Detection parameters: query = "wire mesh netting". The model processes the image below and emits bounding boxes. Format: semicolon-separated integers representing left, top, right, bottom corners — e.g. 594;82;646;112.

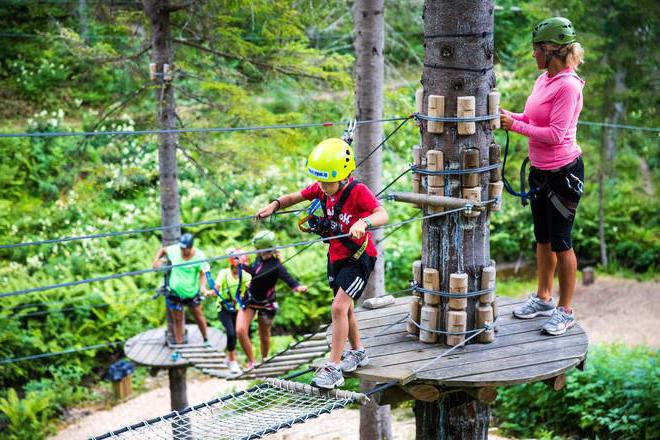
92;379;366;440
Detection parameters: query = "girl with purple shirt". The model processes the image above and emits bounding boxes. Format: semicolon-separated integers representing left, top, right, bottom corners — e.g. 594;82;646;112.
500;17;585;336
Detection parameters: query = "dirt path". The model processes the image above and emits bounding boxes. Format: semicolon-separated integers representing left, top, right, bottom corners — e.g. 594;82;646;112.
52;277;658;439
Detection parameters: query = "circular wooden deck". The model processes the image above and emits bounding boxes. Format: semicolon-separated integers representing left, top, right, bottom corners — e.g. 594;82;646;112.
125;325;226;368
327;296;588;387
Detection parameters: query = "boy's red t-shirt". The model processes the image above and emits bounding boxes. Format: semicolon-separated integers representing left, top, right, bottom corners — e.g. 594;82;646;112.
300;177;380;262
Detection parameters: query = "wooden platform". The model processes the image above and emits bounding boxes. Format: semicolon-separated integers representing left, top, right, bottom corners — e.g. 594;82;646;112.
326;296;588;387
125;325;226;368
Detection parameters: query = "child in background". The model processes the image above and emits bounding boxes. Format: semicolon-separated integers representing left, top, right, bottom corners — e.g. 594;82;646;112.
256;138;388;389
204;248;251;376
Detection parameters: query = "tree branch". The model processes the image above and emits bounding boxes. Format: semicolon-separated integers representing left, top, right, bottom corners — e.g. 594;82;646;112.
167;1;195;12
173;38;326;81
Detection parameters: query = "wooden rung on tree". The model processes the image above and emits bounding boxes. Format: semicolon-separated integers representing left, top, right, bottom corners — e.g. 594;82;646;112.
488;90;501;130
461;187;481;218
419;305;439;343
427;95;445;133
489;143;502;182
457;96;476;135
412;145;423;208
461;148;480;188
448;272;468;310
446;310;467;346
415;89;424;114
476;303;495;343
423;268;441;306
407;297;422;335
480;266;496;304
149;63;157;81
488;181;504;211
426;150;444;189
412;260;423;295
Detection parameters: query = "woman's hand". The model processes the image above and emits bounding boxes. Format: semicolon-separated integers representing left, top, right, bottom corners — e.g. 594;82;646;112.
349;219;368;239
294;285;308;293
500;109;514;130
256;201;278;220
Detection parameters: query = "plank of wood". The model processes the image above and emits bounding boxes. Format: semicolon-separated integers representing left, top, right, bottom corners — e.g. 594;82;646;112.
252;360;314;370
261;352;327;363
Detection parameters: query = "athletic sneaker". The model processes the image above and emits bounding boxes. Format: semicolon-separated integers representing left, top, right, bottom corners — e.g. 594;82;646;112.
340;348;369;372
170;351;182;362
203;340;212;349
227;361;243;376
246;361;256;370
311;363;344;389
542;307;576;336
513;294;556;319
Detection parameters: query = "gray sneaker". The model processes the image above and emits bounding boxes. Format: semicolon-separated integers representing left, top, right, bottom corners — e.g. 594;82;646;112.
513;295;556;319
340;349;369;372
542;307;576;335
311;363;344;389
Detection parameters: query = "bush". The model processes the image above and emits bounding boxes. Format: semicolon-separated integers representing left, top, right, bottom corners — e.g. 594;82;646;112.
493;344;660;439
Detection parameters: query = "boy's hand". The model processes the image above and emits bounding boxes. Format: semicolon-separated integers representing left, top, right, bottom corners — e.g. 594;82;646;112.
256;201;278;219
349;219;368;239
294;285;308;293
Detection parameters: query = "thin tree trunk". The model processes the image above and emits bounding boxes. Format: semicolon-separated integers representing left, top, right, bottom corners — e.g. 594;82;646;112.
78;0;89;44
144;0;182;247
353;1;392;439
417;1;494;437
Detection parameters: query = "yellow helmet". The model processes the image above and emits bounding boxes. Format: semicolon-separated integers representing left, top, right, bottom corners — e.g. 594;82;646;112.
305;138;356;182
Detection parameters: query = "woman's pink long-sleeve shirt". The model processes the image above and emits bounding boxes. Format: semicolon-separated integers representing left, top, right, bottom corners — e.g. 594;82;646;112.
504;67;585;170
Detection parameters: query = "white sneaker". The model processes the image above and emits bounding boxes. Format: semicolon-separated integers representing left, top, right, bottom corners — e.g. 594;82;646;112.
227;361;243;376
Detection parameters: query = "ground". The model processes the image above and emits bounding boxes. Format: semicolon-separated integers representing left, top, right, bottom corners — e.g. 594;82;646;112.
52;276;659;440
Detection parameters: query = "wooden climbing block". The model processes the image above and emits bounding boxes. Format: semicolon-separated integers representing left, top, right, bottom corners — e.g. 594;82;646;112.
423;268;441;306
457;96;475;135
407;297;422;335
415;89;424;114
480;266;496;304
448;273;468;310
426;150;444;188
428;95;445;133
461;187;481;218
419;305;439;343
476;303;495;343
461;148;480;188
488;90;501;130
446;310;467;346
488;181;504;211
489;143;502;182
427;186;444;214
112;376;132;400
412;260;423;295
412;145;423;208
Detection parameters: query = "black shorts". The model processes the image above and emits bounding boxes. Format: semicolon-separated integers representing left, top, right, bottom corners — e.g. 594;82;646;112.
327;253;376;301
165;292;203;311
529;156;584;252
244;297;278;326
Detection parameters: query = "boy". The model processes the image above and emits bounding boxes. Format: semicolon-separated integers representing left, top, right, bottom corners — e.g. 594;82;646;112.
256;138;388;389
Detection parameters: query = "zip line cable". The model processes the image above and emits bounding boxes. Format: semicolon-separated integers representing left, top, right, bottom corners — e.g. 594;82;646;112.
0;116;409;139
0;207;473;299
0;341;123;365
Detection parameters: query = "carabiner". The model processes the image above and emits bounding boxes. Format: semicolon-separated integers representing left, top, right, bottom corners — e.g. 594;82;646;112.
342;119;357;146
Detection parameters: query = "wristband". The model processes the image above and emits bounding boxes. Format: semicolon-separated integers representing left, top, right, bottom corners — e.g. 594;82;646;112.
270;199;281;211
363;217;373;228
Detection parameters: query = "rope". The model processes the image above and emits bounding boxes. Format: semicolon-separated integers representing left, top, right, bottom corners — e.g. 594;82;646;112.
578;120;660;132
413;112;499;123
355;116;413;168
0;341;122;365
0;209;303;250
376;167;412;198
411;282;495;299
0;116;409;139
0;208;468;299
410;162;501;176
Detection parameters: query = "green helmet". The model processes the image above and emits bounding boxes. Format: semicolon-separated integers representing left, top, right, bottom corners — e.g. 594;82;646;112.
532;17;577;45
252;230;276;249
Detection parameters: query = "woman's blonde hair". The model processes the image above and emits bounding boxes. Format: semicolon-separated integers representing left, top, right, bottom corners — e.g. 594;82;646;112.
546;42;585;69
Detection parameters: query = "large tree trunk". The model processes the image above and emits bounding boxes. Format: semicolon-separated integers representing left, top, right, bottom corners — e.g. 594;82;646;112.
144;0;182;247
417;1;494;437
598;64;626;267
353;1;392;439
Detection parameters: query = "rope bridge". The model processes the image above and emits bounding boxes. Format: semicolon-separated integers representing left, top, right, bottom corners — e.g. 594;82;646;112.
91;378;366;440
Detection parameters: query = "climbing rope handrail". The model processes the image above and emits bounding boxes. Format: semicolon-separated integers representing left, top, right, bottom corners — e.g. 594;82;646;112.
0;116;409;139
0;207;472;299
91;377;366;440
413;112;499;123
0;209;304;250
410;162;501;176
406;315;496;336
0;341;123;365
411;282;495;299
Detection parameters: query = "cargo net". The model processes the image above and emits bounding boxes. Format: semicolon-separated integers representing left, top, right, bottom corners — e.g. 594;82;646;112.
92;378;366;440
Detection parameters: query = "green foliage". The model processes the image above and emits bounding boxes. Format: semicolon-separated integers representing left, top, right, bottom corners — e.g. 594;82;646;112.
494;344;660;439
0;388;54;440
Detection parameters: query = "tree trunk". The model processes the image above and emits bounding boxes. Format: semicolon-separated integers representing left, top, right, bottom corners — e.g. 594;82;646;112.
417;0;494;437
598;64;626;267
353;1;392;439
78;0;89;44
144;0;182;246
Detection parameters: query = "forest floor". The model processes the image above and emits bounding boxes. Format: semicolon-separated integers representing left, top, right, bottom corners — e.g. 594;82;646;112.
52;276;659;440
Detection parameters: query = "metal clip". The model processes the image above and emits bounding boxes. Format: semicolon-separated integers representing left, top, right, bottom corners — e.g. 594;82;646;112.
342;119;357;146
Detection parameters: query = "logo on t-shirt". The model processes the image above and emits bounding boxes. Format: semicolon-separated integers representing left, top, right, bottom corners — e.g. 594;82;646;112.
338;212;352;224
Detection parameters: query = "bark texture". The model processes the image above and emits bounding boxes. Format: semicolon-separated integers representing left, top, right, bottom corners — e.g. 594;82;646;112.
144;0;182;246
353;2;393;439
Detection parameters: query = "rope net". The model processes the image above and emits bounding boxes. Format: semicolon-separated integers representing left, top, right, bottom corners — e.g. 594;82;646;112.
92;379;366;440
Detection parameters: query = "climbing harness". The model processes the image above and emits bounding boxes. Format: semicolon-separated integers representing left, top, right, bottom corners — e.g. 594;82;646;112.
202;263;244;312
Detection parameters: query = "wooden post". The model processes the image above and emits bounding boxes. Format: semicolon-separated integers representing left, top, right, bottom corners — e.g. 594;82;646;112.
353;1;393;438
418;0;495;437
427;95;445;133
488;90;500;130
412;145;423;207
169;366;191;439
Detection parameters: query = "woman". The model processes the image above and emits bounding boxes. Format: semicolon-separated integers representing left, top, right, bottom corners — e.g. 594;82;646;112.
236;230;308;369
500;17;585;336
